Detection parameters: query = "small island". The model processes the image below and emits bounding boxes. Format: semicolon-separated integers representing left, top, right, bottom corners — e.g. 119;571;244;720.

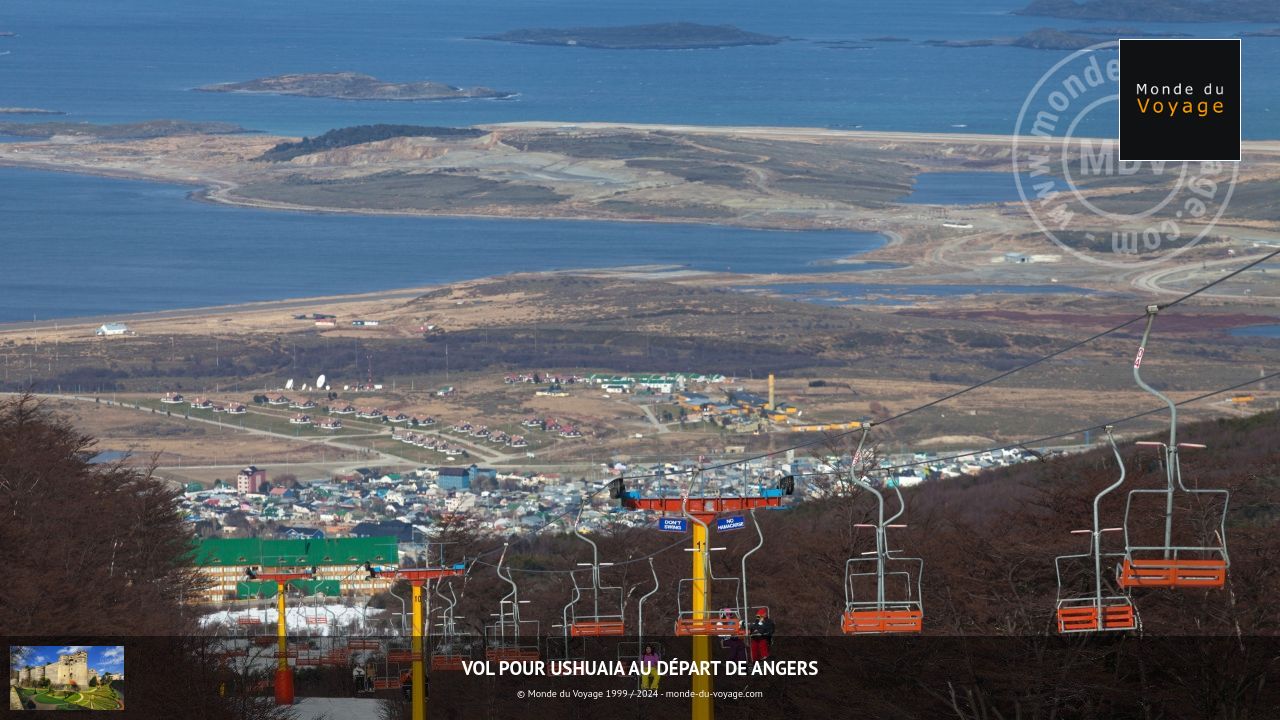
1017;0;1280;23
817;40;873;50
197;72;513;101
475;22;785;50
0;107;65;116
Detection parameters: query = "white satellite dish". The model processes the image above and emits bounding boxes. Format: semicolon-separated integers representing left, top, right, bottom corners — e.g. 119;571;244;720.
285;378;294;390
301;383;309;391
316;373;327;389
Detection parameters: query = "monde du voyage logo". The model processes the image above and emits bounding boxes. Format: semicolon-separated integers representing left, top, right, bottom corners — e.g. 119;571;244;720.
1013;40;1240;268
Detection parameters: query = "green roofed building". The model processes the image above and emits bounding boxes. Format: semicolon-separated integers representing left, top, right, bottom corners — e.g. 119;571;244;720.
193;536;398;604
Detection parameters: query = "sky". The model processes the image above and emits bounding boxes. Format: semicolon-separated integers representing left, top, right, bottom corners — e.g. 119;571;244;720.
10;645;125;677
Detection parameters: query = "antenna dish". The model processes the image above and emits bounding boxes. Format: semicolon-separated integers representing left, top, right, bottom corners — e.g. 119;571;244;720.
285;378;294;390
316;374;327;389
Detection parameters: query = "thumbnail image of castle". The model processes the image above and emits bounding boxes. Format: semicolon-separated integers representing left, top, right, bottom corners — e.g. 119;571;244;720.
11;651;97;689
11;646;125;711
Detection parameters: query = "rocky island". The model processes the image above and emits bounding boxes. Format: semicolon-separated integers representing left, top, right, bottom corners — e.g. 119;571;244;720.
475;22;785;50
1017;0;1280;22
197;72;513;101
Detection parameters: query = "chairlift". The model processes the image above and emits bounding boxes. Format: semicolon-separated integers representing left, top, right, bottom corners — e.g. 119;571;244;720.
1054;427;1139;633
304;590;329;626
235;591;266;627
371;670;402;691
1119;306;1229;589
431;580;473;671
841;427;924;635
617;558;663;674
673;474;771;636
563;503;626;638
485;544;541;661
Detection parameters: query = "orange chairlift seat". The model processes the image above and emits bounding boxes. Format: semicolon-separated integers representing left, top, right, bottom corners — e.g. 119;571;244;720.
1118;307;1229;590
431;580;474;671
841;427;924;635
1053;427;1138;634
562;503;627;640
303;589;331;625
484;543;542;662
386;648;417;663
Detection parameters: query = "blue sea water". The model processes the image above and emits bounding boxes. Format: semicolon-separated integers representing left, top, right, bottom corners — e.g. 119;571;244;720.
898;171;1039;205
1229;324;1280;338
0;167;886;322
2;0;1278;138
2;0;1278;320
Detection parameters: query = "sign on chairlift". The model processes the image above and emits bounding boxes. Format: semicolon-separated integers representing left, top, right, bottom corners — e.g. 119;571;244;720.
657;517;688;533
716;516;745;532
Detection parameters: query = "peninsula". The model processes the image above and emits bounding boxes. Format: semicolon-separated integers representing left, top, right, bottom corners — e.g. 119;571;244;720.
475;22;785;50
924;28;1097;50
0;119;246;139
197;72;513;101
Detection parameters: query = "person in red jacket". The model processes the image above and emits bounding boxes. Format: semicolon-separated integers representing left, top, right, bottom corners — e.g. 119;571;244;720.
748;608;774;662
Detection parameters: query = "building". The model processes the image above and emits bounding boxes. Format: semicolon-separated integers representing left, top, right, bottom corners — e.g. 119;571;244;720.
236;466;267;494
192;536;399;603
351;520;415;543
14;651;93;690
95;322;128;336
436;464;498;491
436;467;471;491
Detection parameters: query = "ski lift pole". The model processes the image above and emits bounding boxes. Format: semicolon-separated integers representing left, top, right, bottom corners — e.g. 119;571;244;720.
638;558;659;650
412;581;425;720
680;473;714;720
1133;306;1176;559
1094;427;1126;613
574;501;603;622
739;508;764;617
848;427;888;610
274;578;293;705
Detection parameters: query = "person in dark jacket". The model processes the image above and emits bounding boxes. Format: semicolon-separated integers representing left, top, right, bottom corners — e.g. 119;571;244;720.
748;608;774;662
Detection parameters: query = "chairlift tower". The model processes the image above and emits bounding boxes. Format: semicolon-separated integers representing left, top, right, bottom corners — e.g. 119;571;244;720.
615;473;791;720
251;571;313;706
375;564;468;720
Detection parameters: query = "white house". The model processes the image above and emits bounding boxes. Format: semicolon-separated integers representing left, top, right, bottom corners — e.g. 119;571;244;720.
95;322;128;336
